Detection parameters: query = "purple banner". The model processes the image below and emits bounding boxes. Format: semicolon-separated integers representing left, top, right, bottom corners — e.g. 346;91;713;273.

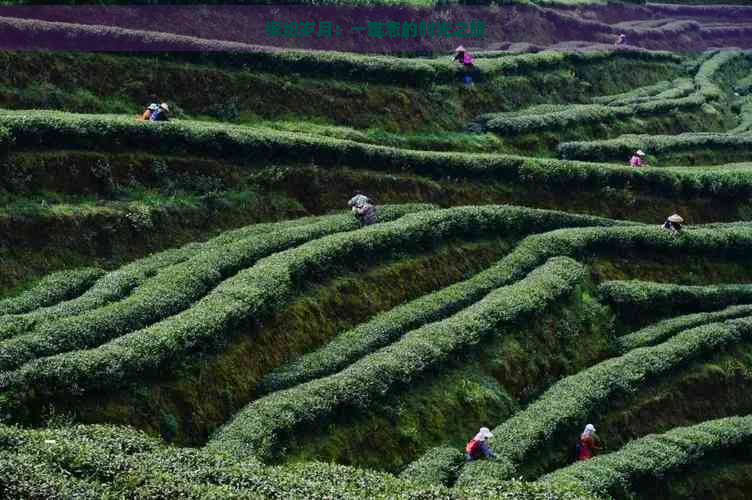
0;5;751;52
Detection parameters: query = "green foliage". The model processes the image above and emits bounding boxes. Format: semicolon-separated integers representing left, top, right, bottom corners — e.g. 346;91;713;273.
0;205;422;376
599;279;752;320
0;17;678;85
260;208;629;394
135;47;678;86
0;421;596;499
618;304;752;352
591;78;683;106
735;74;752;96
0;126;11;155
377;224;752;484
6;110;752;199
458;315;752;483
559;131;752;164
454;458;518;489
0;268;103;317
731;96;752;134
208;257;586;462
479;96;704;135
556;51;752;163
541;416;752;498
694;50;749;101
0;35;750;498
0;215;322;340
398;446;465;486
478;50;720;135
488;52;742;139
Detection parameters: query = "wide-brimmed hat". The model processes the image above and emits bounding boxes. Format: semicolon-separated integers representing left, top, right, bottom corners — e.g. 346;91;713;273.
668;214;684;223
636;150;646;156
476;427;494;440
160;103;169;111
455;45;466;52
148;103;159;111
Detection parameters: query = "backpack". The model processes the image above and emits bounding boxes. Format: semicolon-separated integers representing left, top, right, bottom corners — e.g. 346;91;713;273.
466;438;481;457
573;441;582;461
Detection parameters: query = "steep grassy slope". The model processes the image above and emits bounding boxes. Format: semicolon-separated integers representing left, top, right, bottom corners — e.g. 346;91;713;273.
0;48;701;294
3;48;751;299
3;32;752;498
0;50;683;132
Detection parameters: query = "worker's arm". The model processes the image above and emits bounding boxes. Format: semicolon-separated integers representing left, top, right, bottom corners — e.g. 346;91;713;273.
592;433;604;450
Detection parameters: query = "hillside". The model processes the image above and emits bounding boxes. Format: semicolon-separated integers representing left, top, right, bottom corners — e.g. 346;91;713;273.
2;6;752;499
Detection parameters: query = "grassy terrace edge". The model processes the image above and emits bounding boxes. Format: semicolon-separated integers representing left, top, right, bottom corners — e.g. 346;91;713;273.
208;257;587;462
4;111;752;200
540;416;752;498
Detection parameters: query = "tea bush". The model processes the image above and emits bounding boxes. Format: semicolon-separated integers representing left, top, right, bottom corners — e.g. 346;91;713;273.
458;315;752;482
478;50;746;135
541;416;752;497
559;132;752;163
0;422;597;500
210;257;586;462
618;304;752;351
599;280;752;319
0;214;328;340
5;110;752;198
260;207;630;393
480;96;704;134
0;206;423;373
398;446;465;486
0;268;103;317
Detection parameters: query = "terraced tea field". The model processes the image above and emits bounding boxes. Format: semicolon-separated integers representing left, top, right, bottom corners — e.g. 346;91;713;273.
3;4;752;498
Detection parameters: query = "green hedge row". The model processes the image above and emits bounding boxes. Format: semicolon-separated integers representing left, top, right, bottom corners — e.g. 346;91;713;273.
625;78;696;105
0;214;324;340
0;423;595;500
0;268;103;318
558;132;752;163
599;280;752;319
694;50;750;101
479;50;742;135
458;315;752;483
406;224;752;482
731;96;752;134
618;304;752;352
259;209;632;394
0;207;421;373
208;257;586;462
475;225;752;301
540;416;752;498
7;110;752;199
0;245;199;341
152;46;679;86
0;205;533;415
596;78;694;107
735;74;752;96
591;78;675;105
397;446;465;487
480;95;704;135
0;217;321;341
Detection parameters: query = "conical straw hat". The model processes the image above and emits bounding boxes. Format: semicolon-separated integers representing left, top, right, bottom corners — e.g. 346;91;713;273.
668;214;684;223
